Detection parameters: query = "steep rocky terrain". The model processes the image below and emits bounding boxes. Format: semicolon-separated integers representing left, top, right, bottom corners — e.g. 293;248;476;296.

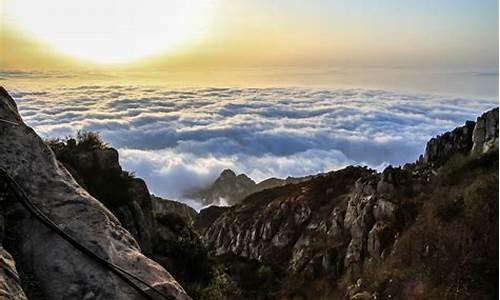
0;87;191;299
186;169;312;205
201;107;499;299
46;133;234;300
0;85;497;300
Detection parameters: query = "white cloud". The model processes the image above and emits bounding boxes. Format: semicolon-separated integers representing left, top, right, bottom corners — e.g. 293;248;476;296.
11;85;497;204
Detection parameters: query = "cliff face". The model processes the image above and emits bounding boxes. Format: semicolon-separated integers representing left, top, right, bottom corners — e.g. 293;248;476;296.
472;107;499;153
202;107;499;299
0;88;190;300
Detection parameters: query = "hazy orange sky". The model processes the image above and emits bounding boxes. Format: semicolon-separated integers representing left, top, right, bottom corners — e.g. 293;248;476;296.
0;0;498;97
2;0;498;69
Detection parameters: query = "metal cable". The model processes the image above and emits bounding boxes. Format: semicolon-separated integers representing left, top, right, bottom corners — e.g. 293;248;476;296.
0;118;19;126
0;167;177;300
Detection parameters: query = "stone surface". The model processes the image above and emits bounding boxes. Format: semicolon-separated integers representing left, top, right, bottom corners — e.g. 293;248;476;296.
152;196;198;225
0;247;27;300
472;107;499;154
0;88;190;300
195;205;230;230
423;120;476;165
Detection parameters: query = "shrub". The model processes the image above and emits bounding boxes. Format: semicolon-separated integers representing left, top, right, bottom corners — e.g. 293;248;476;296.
76;130;107;151
197;267;236;300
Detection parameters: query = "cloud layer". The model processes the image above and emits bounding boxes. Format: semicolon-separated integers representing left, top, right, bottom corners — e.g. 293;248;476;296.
10;85;497;207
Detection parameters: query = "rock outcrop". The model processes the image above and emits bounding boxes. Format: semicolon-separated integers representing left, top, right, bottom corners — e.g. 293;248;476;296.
472;107;499;154
422;120;476;165
0;87;190;300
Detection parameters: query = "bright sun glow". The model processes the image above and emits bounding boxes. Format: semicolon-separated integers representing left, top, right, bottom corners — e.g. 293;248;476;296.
4;0;213;64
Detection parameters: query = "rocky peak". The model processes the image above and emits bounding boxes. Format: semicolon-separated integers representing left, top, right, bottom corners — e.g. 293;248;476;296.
219;168;237;179
187;169;313;206
185;169;257;205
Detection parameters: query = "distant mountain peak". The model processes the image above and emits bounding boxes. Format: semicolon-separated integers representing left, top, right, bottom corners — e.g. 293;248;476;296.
219;168;237;178
186;168;313;205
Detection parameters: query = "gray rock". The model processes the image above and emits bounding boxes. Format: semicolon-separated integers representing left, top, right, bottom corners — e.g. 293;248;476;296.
423;120;475;165
367;221;392;258
472;107;499;154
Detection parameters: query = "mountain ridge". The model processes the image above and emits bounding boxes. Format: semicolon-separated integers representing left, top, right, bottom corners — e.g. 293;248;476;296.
185;168;315;206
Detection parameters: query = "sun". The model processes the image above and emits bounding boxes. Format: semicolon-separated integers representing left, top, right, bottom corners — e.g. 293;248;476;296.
3;0;213;64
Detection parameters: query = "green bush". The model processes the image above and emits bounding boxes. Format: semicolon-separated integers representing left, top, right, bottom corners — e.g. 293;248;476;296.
196;267;236;300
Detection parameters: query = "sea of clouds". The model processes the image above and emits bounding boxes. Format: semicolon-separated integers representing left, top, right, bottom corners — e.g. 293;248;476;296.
9;85;497;207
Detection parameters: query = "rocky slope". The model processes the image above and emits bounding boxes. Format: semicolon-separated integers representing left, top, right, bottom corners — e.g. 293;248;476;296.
186;169;313;205
0;87;191;299
46;133;231;299
0;84;497;300
201;107;499;299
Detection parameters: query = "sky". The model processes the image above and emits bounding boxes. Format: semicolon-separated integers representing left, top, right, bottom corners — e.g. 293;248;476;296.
1;0;498;73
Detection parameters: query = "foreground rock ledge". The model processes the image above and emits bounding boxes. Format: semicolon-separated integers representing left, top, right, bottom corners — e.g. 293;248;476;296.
0;87;191;299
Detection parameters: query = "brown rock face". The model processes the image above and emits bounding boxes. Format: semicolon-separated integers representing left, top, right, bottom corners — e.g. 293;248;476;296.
0;88;190;300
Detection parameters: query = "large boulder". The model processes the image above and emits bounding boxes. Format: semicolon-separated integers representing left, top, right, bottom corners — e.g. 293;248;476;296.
0;87;190;299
